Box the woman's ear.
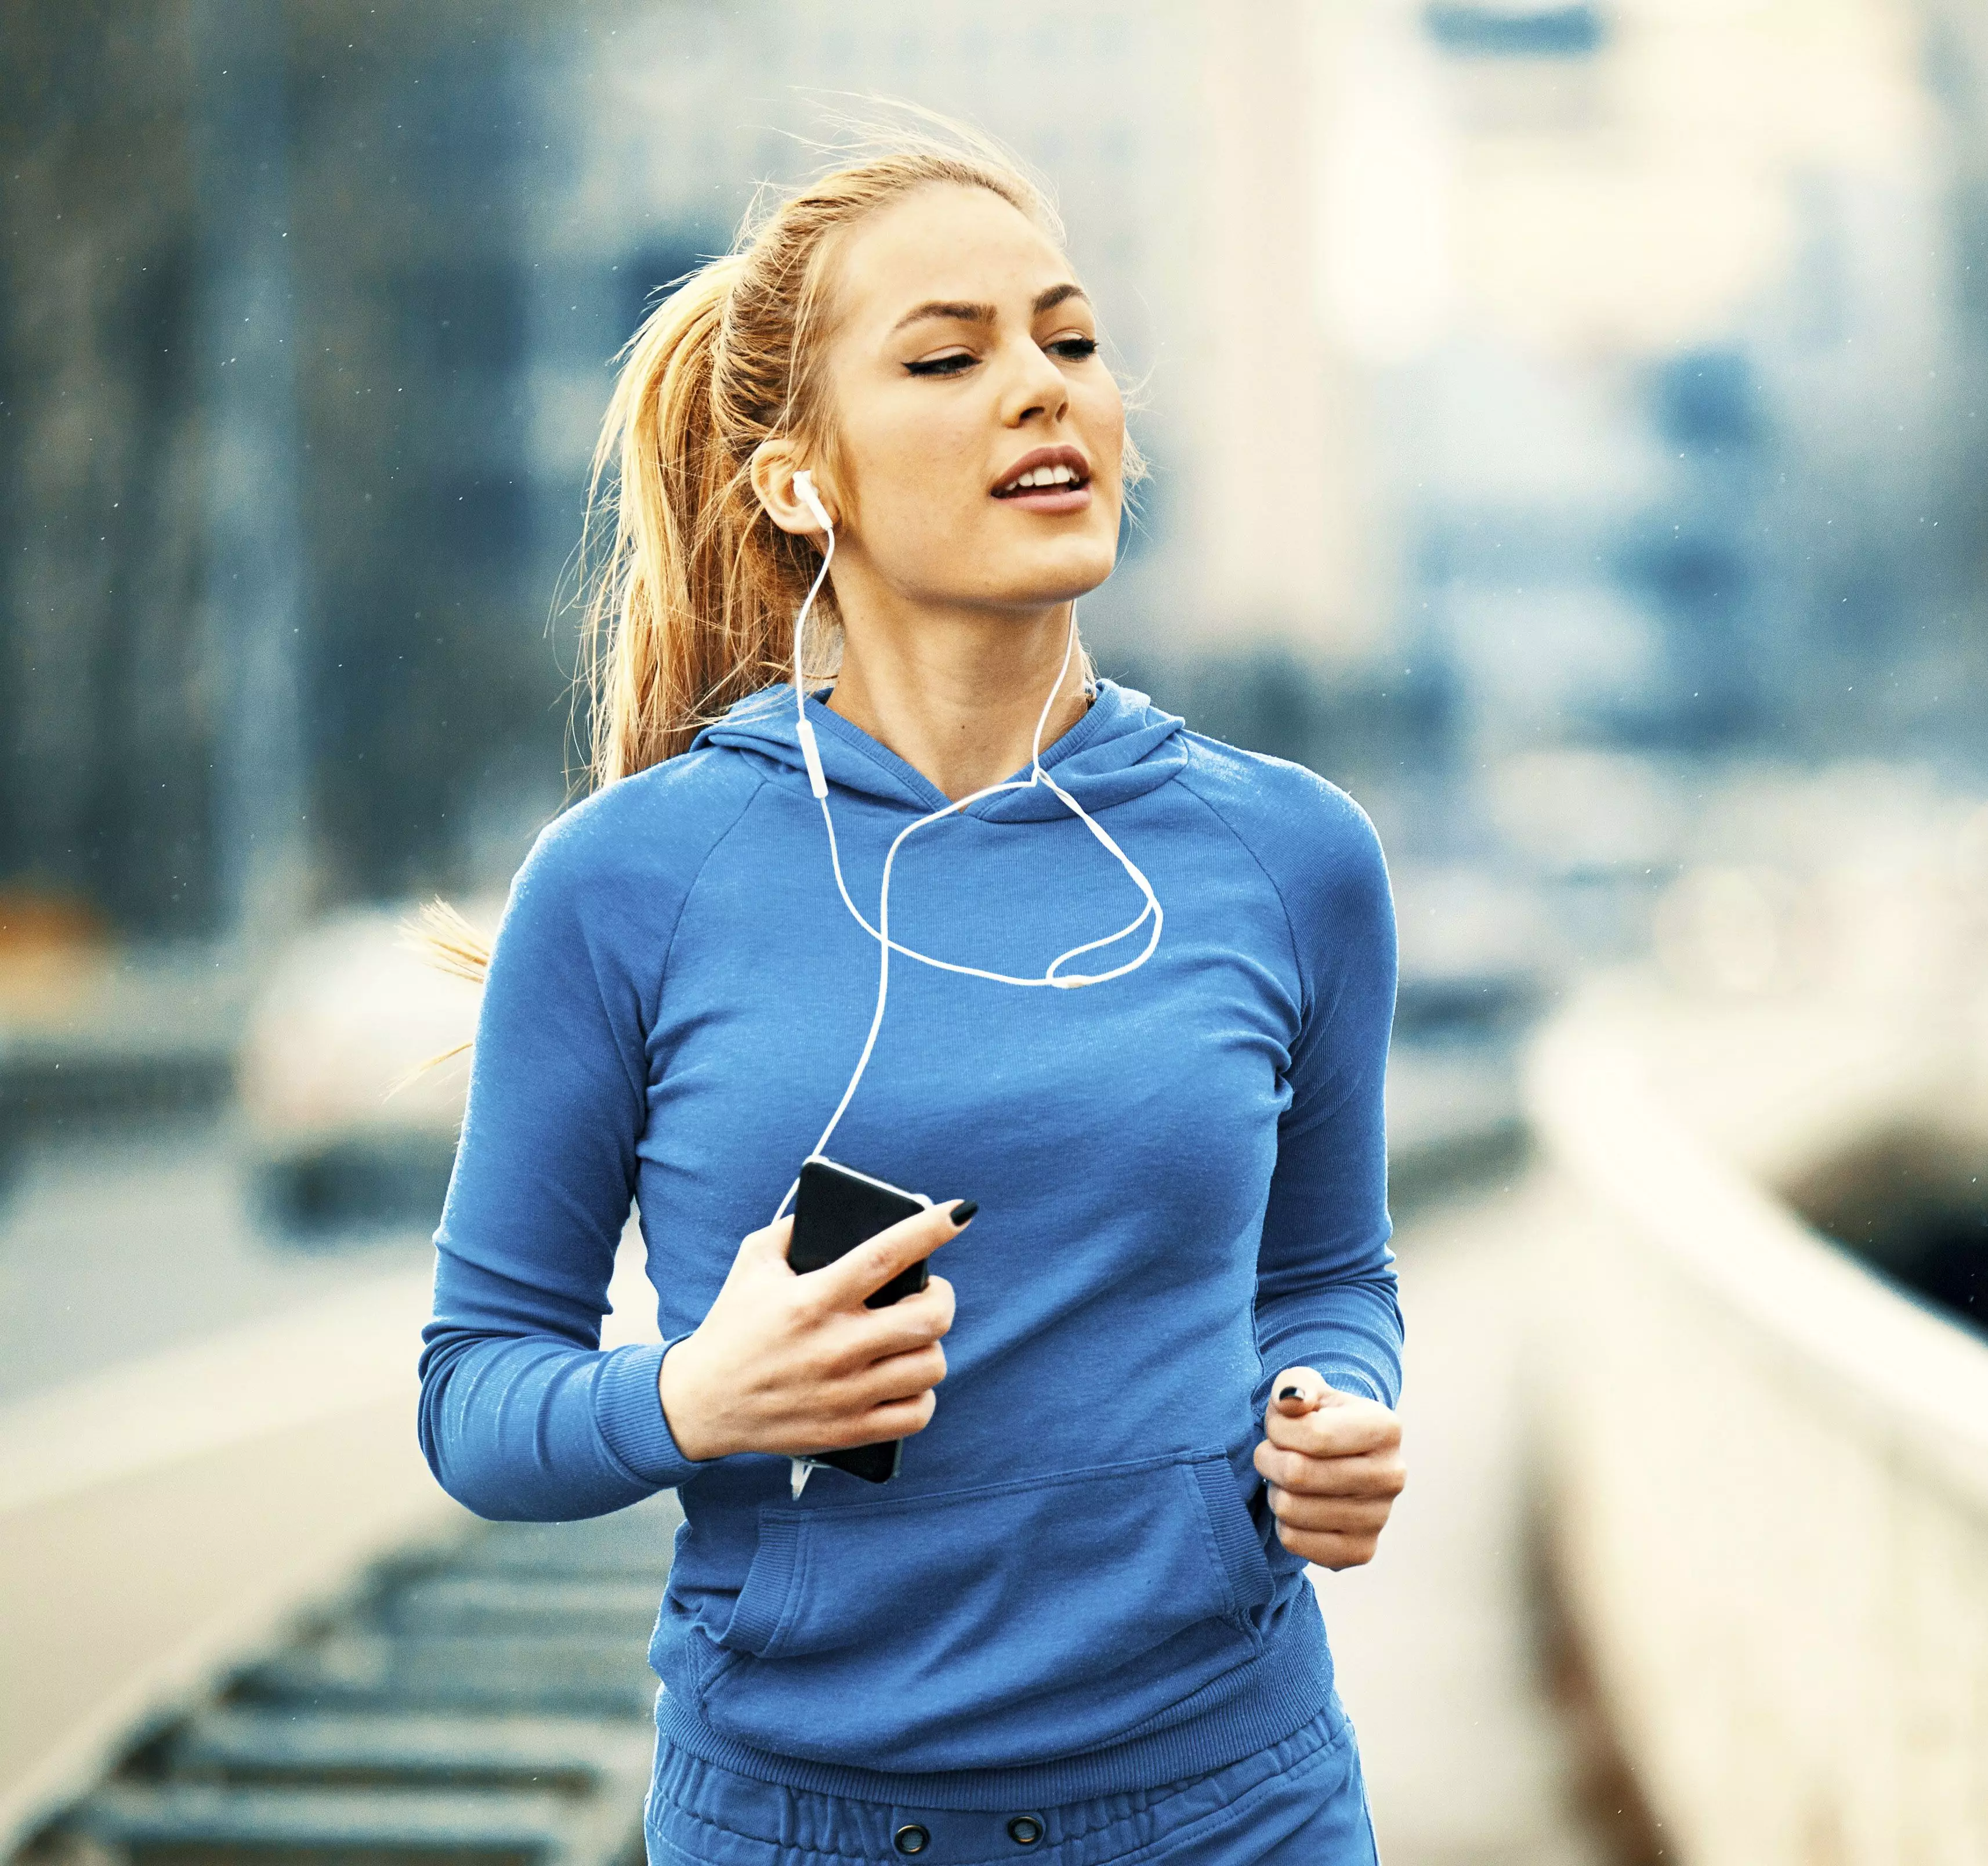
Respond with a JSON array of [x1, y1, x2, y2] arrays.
[[750, 439, 836, 537]]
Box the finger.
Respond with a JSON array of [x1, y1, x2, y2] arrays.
[[807, 1388, 937, 1451], [737, 1216, 796, 1270], [810, 1278, 955, 1373], [848, 1281, 955, 1358], [1263, 1401, 1400, 1460], [1255, 1441, 1407, 1499], [811, 1199, 976, 1309], [848, 1341, 947, 1407], [878, 1276, 957, 1341], [869, 1388, 938, 1437], [1264, 1485, 1395, 1535], [1274, 1522, 1379, 1571]]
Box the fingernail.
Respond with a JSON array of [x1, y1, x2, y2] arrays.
[[950, 1200, 979, 1226], [1277, 1384, 1306, 1403]]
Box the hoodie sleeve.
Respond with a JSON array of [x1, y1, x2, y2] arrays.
[[417, 800, 711, 1520], [1250, 783, 1403, 1412]]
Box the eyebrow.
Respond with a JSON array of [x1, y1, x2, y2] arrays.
[[889, 282, 1090, 337]]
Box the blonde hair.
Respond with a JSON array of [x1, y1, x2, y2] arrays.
[[584, 125, 1088, 783], [419, 120, 1135, 982]]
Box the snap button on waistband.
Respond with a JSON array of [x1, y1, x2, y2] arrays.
[[894, 1824, 930, 1855], [1007, 1813, 1044, 1845]]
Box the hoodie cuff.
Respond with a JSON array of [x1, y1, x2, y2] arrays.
[[1314, 1364, 1388, 1406], [594, 1339, 705, 1491], [1254, 1359, 1393, 1417]]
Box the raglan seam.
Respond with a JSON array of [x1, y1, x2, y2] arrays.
[[657, 769, 774, 990], [1175, 743, 1386, 1125], [1173, 746, 1312, 1022], [543, 762, 769, 1124]]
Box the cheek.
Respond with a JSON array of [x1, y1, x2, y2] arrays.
[[1075, 379, 1127, 487], [839, 402, 986, 539]]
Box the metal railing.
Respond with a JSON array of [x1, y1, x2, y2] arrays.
[[20, 1495, 679, 1866], [1525, 978, 1988, 1865]]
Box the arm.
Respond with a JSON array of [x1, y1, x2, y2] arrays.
[[417, 815, 701, 1521], [1249, 789, 1407, 1568], [1252, 792, 1403, 1412], [415, 784, 962, 1518]]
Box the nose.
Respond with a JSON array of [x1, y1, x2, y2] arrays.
[[995, 333, 1070, 429]]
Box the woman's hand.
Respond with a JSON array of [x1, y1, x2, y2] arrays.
[[1252, 1366, 1406, 1570], [657, 1203, 969, 1463]]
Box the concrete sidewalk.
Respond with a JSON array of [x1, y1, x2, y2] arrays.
[[1318, 1177, 1609, 1866]]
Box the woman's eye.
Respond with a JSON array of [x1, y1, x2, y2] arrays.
[[1049, 335, 1099, 361], [904, 352, 977, 377]]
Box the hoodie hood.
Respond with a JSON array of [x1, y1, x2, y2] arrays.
[[693, 678, 1188, 822]]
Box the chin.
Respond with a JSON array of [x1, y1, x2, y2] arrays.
[[995, 542, 1118, 607], [981, 573, 1114, 614]]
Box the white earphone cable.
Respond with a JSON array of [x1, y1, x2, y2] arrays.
[[772, 475, 1163, 1221]]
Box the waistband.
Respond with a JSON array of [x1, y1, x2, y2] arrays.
[[653, 1590, 1334, 1813], [647, 1690, 1353, 1864]]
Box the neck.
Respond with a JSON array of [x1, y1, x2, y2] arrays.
[[824, 594, 1092, 802]]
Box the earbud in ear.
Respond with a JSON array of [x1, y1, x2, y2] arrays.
[[793, 469, 832, 534]]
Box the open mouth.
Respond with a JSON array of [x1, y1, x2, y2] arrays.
[[993, 463, 1091, 498], [991, 447, 1093, 505]]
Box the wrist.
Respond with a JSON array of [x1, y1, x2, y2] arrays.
[[657, 1333, 729, 1463]]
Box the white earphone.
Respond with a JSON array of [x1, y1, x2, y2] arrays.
[[793, 466, 833, 534], [773, 468, 1164, 1218]]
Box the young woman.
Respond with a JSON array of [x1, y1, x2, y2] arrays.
[[419, 131, 1406, 1865]]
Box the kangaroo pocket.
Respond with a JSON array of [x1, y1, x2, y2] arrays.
[[698, 1448, 1276, 1771]]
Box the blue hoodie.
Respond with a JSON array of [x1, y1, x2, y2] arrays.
[[419, 678, 1401, 1808]]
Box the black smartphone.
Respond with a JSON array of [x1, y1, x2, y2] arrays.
[[787, 1154, 930, 1484]]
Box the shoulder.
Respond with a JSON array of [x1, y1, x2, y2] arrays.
[[1174, 731, 1389, 917], [505, 748, 767, 943]]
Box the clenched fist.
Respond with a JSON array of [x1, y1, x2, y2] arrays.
[[1252, 1366, 1405, 1570]]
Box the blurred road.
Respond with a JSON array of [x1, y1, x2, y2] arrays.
[[1324, 1176, 1613, 1866], [0, 1115, 432, 1408]]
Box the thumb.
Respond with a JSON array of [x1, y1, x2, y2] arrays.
[[1269, 1367, 1345, 1420]]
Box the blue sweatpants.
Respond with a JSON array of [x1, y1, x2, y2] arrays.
[[644, 1695, 1382, 1865]]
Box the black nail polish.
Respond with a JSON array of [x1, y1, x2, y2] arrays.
[[1277, 1384, 1305, 1402], [950, 1200, 979, 1225]]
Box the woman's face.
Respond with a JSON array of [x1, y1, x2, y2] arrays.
[[808, 183, 1125, 616]]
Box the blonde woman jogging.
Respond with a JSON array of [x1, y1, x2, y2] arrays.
[[419, 127, 1406, 1864]]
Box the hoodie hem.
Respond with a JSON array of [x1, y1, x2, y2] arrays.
[[651, 1590, 1333, 1810]]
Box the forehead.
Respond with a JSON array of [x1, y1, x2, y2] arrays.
[[825, 183, 1074, 334]]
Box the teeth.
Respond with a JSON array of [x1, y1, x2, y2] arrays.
[[1004, 463, 1080, 492]]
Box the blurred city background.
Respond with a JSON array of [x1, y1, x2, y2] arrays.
[[4, 2, 1987, 1863]]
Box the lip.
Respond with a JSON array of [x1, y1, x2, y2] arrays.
[[990, 443, 1093, 513]]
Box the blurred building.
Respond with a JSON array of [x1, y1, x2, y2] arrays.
[[4, 0, 1988, 953], [2, 0, 553, 945], [1411, 0, 1988, 773]]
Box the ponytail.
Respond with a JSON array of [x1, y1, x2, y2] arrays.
[[580, 254, 791, 782]]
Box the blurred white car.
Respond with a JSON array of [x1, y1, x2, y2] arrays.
[[237, 901, 499, 1238]]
